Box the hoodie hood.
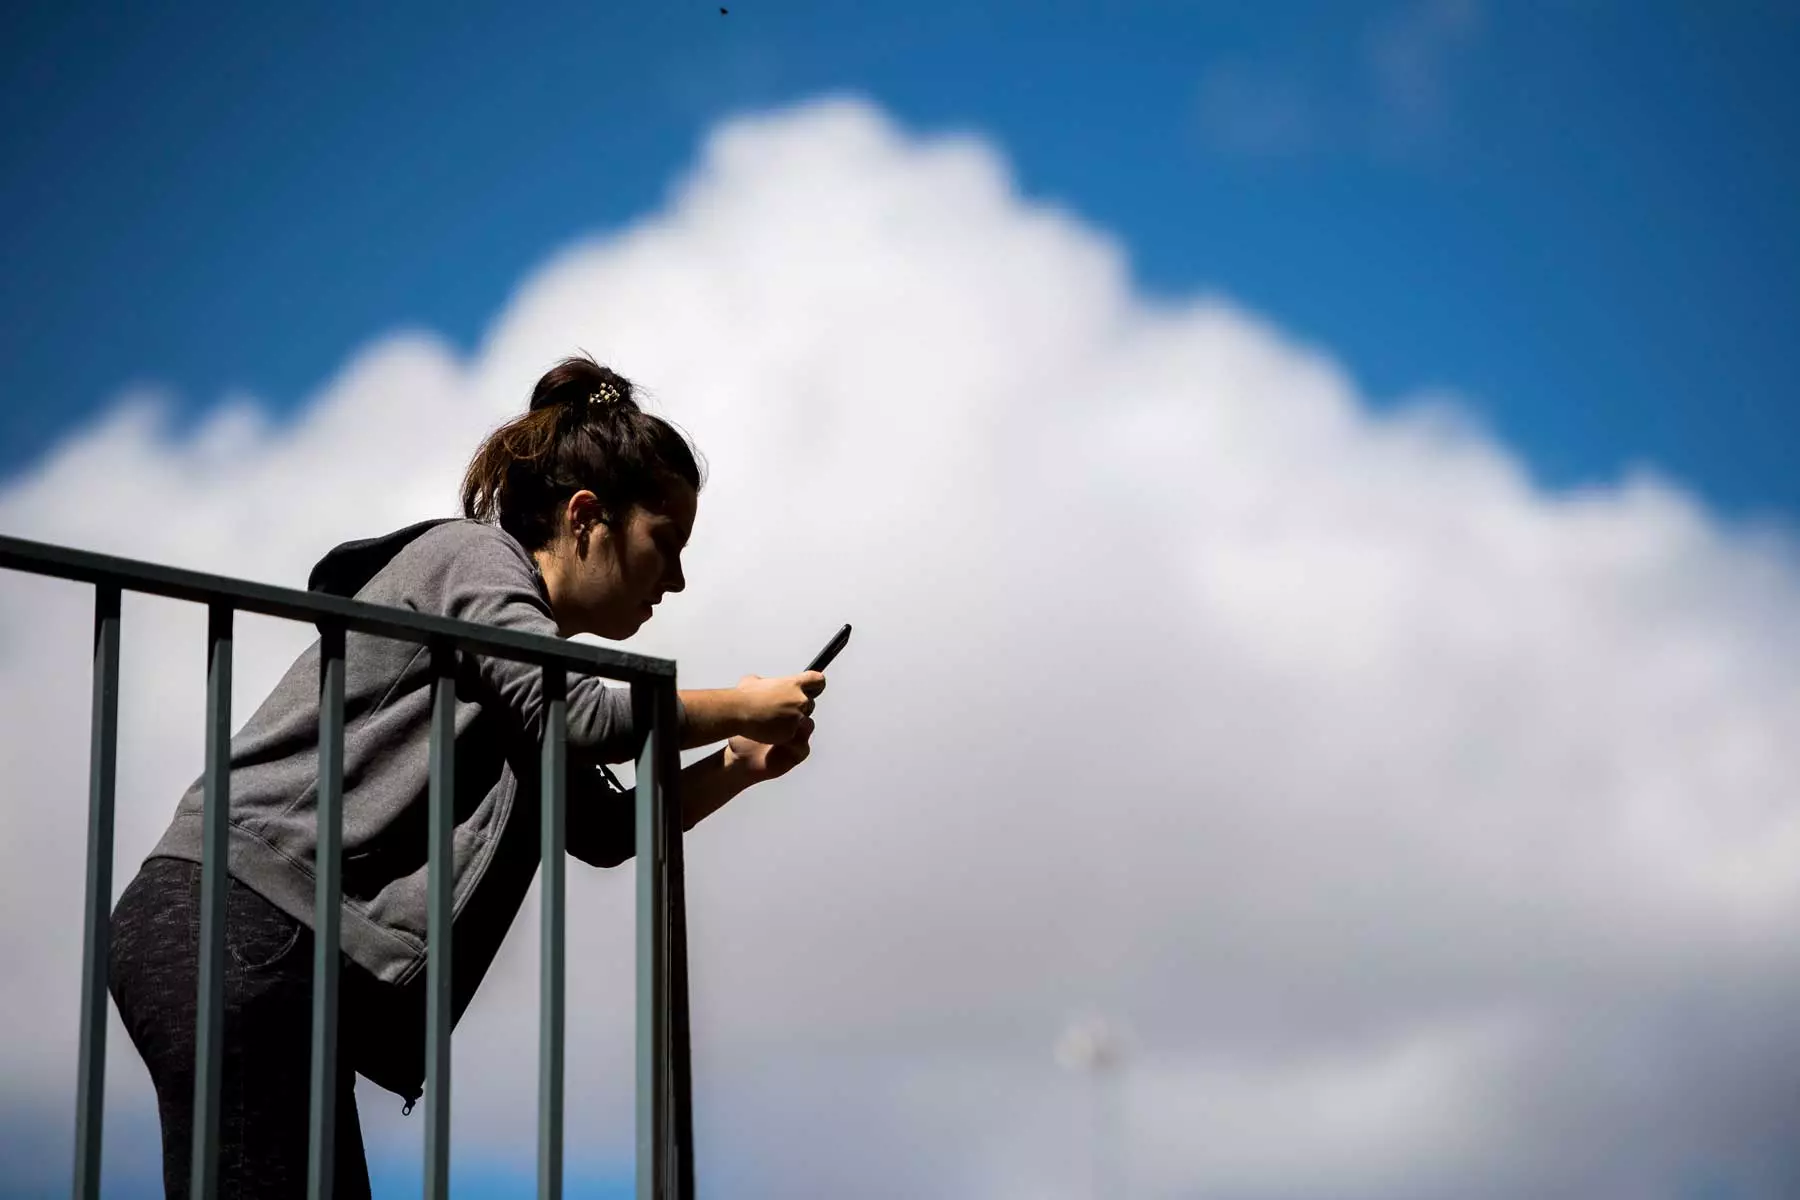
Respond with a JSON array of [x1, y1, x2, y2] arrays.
[[306, 518, 460, 597]]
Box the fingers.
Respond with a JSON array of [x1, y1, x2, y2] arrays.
[[734, 672, 825, 745], [772, 713, 814, 744], [782, 718, 814, 763], [739, 713, 815, 778]]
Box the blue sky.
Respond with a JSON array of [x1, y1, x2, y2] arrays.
[[2, 1, 1797, 521]]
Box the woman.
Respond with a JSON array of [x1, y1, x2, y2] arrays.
[[108, 355, 825, 1197]]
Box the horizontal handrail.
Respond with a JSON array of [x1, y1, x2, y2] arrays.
[[0, 533, 674, 679]]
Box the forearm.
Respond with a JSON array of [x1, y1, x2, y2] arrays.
[[676, 687, 748, 749], [678, 746, 752, 829]]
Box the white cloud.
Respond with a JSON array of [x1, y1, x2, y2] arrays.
[[5, 95, 1800, 1197]]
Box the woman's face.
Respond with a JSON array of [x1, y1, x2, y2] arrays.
[[549, 483, 695, 640]]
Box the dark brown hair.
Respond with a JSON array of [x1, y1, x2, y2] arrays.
[[462, 355, 704, 551]]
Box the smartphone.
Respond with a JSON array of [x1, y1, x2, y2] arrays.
[[806, 623, 852, 673]]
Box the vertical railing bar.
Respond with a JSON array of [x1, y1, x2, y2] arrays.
[[72, 584, 121, 1200], [191, 603, 233, 1200], [307, 624, 347, 1200], [657, 678, 694, 1198], [633, 682, 666, 1200], [424, 641, 455, 1200], [538, 667, 568, 1200]]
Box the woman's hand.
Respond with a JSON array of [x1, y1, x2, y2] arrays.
[[725, 716, 815, 785], [677, 716, 818, 830], [731, 672, 826, 743]]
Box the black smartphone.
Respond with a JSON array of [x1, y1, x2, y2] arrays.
[[806, 623, 852, 673]]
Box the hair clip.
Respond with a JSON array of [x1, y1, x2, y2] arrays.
[[587, 381, 624, 412]]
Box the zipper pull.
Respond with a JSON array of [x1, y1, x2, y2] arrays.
[[401, 1096, 416, 1116]]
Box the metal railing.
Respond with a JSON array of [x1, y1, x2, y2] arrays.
[[0, 532, 695, 1200]]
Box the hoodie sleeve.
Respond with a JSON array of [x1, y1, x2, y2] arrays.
[[432, 523, 679, 763]]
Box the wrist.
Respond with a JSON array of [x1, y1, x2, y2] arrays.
[[675, 686, 753, 748], [719, 740, 756, 790], [725, 683, 755, 734]]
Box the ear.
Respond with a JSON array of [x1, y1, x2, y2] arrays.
[[565, 490, 611, 533], [566, 490, 613, 557]]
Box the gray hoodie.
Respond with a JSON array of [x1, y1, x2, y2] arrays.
[[146, 518, 663, 1097]]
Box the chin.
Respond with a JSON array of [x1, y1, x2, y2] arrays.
[[598, 613, 648, 641]]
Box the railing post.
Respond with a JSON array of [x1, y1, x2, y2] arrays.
[[634, 682, 665, 1200], [634, 676, 692, 1200], [425, 641, 456, 1200], [539, 667, 568, 1200], [308, 624, 346, 1200], [661, 679, 695, 1198], [191, 604, 233, 1200], [72, 584, 120, 1200]]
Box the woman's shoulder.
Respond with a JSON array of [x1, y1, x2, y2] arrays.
[[312, 518, 534, 605], [401, 519, 535, 581], [396, 519, 552, 625], [415, 517, 522, 555]]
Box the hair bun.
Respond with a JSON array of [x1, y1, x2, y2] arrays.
[[527, 354, 635, 416]]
